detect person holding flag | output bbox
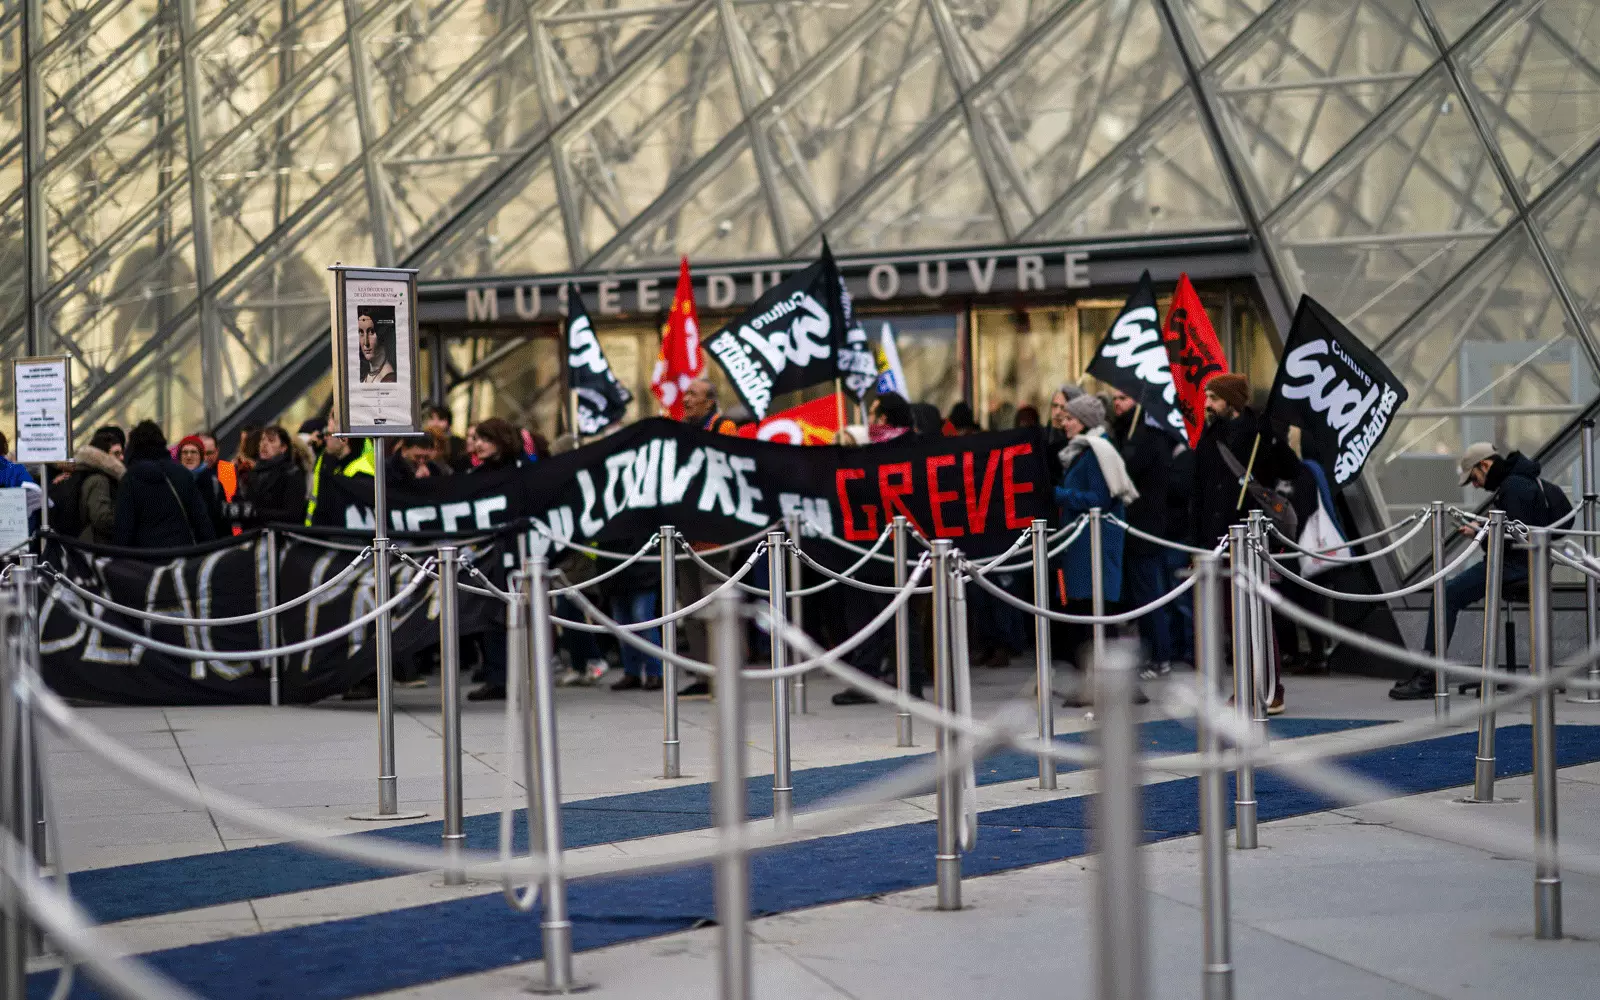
[652,257,704,419]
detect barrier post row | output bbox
[1572,419,1600,705]
[1089,508,1107,668]
[436,546,465,886]
[1031,518,1056,789]
[785,512,807,714]
[660,527,681,780]
[1245,512,1271,729]
[1471,510,1506,803]
[1193,552,1234,1000]
[1429,501,1450,718]
[265,527,281,707]
[766,531,793,829]
[1528,528,1563,939]
[893,515,913,747]
[711,586,750,1000]
[14,554,45,872]
[1093,646,1148,1000]
[1227,525,1257,850]
[1,589,28,1000]
[931,539,962,910]
[528,557,577,992]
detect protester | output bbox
[305,417,374,525]
[1389,443,1571,700]
[1163,444,1196,670]
[466,417,529,702]
[175,434,228,537]
[604,534,665,692]
[424,404,468,471]
[234,425,308,527]
[1014,404,1041,429]
[1190,372,1297,714]
[909,401,943,437]
[386,437,445,483]
[298,418,326,457]
[1107,389,1176,679]
[49,427,126,544]
[680,378,739,434]
[945,402,981,436]
[113,421,216,548]
[1050,390,1139,706]
[868,392,913,443]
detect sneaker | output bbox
[583,659,610,685]
[556,667,585,687]
[643,677,663,692]
[467,684,506,702]
[1265,684,1286,716]
[1138,662,1172,682]
[611,674,644,691]
[832,687,875,706]
[1388,672,1436,701]
[679,680,712,699]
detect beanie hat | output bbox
[1064,393,1105,431]
[1205,372,1250,412]
[176,435,205,456]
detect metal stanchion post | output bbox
[1470,510,1506,803]
[1528,528,1562,939]
[766,530,793,829]
[785,512,807,714]
[1031,518,1055,789]
[1245,512,1271,728]
[14,554,44,871]
[1227,526,1257,850]
[1194,552,1233,1000]
[266,528,281,708]
[893,515,913,746]
[1430,501,1450,718]
[436,546,466,886]
[1,594,27,1000]
[352,446,424,820]
[1572,419,1600,705]
[931,539,961,910]
[660,527,681,780]
[1090,509,1107,667]
[1094,647,1148,1000]
[711,586,750,1000]
[528,557,579,992]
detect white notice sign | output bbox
[0,487,27,553]
[13,357,71,463]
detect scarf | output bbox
[1059,428,1140,505]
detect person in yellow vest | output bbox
[305,417,374,525]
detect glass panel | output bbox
[882,312,961,416]
[1370,226,1598,570]
[1174,0,1272,61]
[975,304,1079,431]
[1212,0,1437,210]
[949,0,1077,73]
[1267,67,1513,345]
[1536,147,1600,325]
[602,144,778,267]
[411,149,564,279]
[1419,0,1499,45]
[1458,0,1600,201]
[830,117,1005,251]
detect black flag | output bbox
[703,242,851,418]
[566,285,632,436]
[836,256,876,400]
[1267,296,1408,489]
[1084,272,1186,443]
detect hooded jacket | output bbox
[1188,407,1298,549]
[70,444,125,544]
[1483,451,1570,531]
[113,457,217,548]
[240,452,308,526]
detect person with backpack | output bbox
[113,422,216,549]
[54,427,126,543]
[1391,443,1573,700]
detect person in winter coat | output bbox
[466,417,529,702]
[112,421,217,549]
[177,435,229,538]
[1108,389,1177,678]
[67,428,126,543]
[1391,443,1571,700]
[1050,391,1139,705]
[235,426,308,527]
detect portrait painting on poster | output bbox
[11,355,72,464]
[328,266,421,436]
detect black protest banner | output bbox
[701,244,851,418]
[567,285,632,435]
[314,418,1051,557]
[37,530,509,706]
[1084,271,1186,443]
[1267,296,1408,489]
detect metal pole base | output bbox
[935,855,962,911]
[1566,692,1600,705]
[348,808,428,821]
[1433,691,1451,718]
[773,787,793,829]
[663,740,682,780]
[1202,967,1235,1000]
[1234,802,1257,851]
[896,714,913,748]
[1036,761,1058,791]
[1470,758,1498,804]
[526,927,591,995]
[1535,881,1563,940]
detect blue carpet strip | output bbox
[67,718,1377,924]
[32,723,1600,1000]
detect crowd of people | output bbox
[4,372,1573,712]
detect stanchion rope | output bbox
[1255,521,1488,602]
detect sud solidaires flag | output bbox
[703,240,851,418]
[1083,271,1186,443]
[1161,273,1228,448]
[566,285,632,435]
[735,394,840,445]
[1267,296,1408,489]
[651,257,705,420]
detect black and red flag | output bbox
[1160,273,1228,448]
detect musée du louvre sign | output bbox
[415,233,1255,326]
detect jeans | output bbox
[1423,561,1528,655]
[969,571,1029,655]
[611,591,662,678]
[1123,550,1174,664]
[1164,549,1195,666]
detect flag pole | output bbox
[834,378,845,431]
[1130,403,1142,438]
[1235,432,1261,510]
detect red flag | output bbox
[1161,273,1228,448]
[651,257,705,419]
[735,394,841,445]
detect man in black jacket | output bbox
[1391,443,1568,700]
[1109,389,1176,677]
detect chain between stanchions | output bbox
[673,532,773,596]
[788,540,934,594]
[545,533,662,595]
[1255,521,1489,602]
[961,555,1200,625]
[1264,507,1433,565]
[38,549,374,627]
[781,522,896,597]
[1103,516,1221,557]
[551,542,768,633]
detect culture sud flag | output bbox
[1267,296,1408,489]
[566,285,632,436]
[651,257,704,420]
[702,241,851,418]
[1161,273,1228,448]
[735,394,841,445]
[1083,271,1186,443]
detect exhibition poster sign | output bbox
[12,356,72,463]
[328,266,420,435]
